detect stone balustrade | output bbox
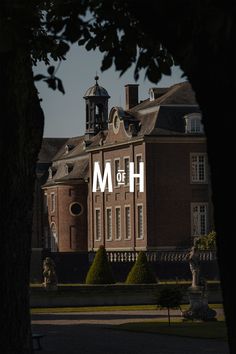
[100,250,217,263]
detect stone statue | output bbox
[42,257,58,290]
[182,246,216,321]
[186,246,200,288]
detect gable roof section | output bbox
[129,81,198,113]
[126,81,200,135]
[38,138,68,163]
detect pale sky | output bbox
[34,45,186,138]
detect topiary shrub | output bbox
[125,251,157,284]
[85,246,115,284]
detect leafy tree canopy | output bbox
[156,286,183,310]
[1,1,231,93]
[195,231,217,250]
[0,0,178,93]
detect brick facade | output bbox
[41,81,213,253]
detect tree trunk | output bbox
[167,307,171,326]
[187,67,235,354]
[132,4,235,351]
[0,49,44,353]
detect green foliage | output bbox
[156,286,183,309]
[126,251,157,284]
[85,246,115,284]
[156,286,183,325]
[195,231,217,250]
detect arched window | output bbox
[184,113,204,133]
[50,222,58,252]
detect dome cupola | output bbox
[83,76,110,138]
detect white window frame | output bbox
[190,118,201,133]
[104,159,111,190]
[124,205,131,240]
[94,161,101,191]
[114,158,121,188]
[106,207,112,241]
[123,156,130,186]
[137,204,144,240]
[50,192,56,212]
[191,203,208,237]
[185,113,204,134]
[94,208,101,241]
[50,222,58,252]
[115,206,121,240]
[136,154,142,185]
[190,153,208,183]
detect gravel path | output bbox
[31,310,229,354]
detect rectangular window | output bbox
[191,154,207,183]
[137,205,144,239]
[106,208,112,241]
[105,160,111,189]
[115,207,121,240]
[136,154,142,184]
[94,161,100,191]
[50,193,56,212]
[190,118,201,132]
[114,159,120,187]
[191,203,208,237]
[136,155,142,173]
[95,209,101,241]
[44,227,49,249]
[124,206,131,240]
[124,157,130,186]
[43,194,48,213]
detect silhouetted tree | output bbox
[156,286,183,326]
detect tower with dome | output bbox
[84,76,110,137]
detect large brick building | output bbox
[41,78,213,253]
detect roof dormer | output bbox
[65,144,75,154]
[65,163,74,175]
[48,166,57,179]
[184,113,204,134]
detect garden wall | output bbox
[30,283,222,307]
[30,250,219,283]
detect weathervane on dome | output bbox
[95,72,99,85]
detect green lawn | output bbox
[31,304,157,313]
[31,303,223,314]
[117,320,228,340]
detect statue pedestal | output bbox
[182,286,216,321]
[42,282,58,291]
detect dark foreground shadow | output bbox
[32,321,229,354]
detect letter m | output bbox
[92,162,113,192]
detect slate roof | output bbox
[38,138,68,163]
[128,81,200,135]
[52,136,86,161]
[44,157,89,187]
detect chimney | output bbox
[125,84,139,110]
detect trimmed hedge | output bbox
[126,251,157,284]
[85,246,115,284]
